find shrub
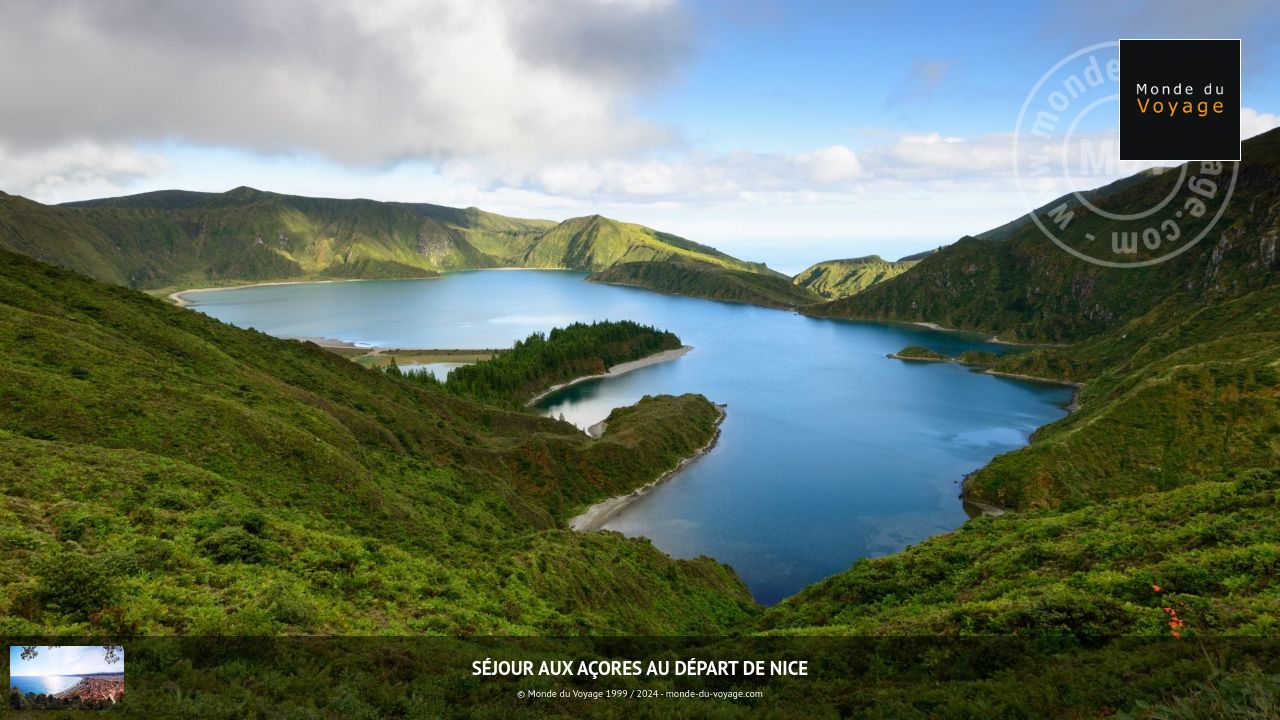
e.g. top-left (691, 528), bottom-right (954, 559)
top-left (35, 552), bottom-right (118, 619)
top-left (200, 526), bottom-right (266, 564)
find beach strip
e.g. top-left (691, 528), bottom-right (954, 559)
top-left (569, 404), bottom-right (725, 532)
top-left (526, 345), bottom-right (693, 406)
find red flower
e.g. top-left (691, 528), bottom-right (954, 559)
top-left (1152, 584), bottom-right (1162, 593)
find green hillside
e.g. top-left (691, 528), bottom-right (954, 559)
top-left (0, 188), bottom-right (775, 293)
top-left (762, 467), bottom-right (1280, 637)
top-left (589, 260), bottom-right (819, 308)
top-left (739, 136), bottom-right (1280, 716)
top-left (0, 247), bottom-right (755, 635)
top-left (965, 284), bottom-right (1280, 510)
top-left (1, 136), bottom-right (1277, 720)
top-left (805, 129), bottom-right (1280, 344)
top-left (792, 255), bottom-right (917, 300)
top-left (516, 214), bottom-right (765, 273)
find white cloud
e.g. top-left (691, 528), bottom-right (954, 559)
top-left (444, 144), bottom-right (866, 202)
top-left (792, 146), bottom-right (863, 183)
top-left (0, 0), bottom-right (690, 166)
top-left (0, 141), bottom-right (168, 204)
top-left (1242, 108), bottom-right (1280, 139)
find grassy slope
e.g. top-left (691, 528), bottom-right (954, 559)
top-left (787, 129), bottom-right (1280, 510)
top-left (968, 286), bottom-right (1279, 510)
top-left (763, 130), bottom-right (1280, 674)
top-left (0, 248), bottom-right (755, 635)
top-left (589, 260), bottom-right (819, 308)
top-left (792, 255), bottom-right (917, 300)
top-left (761, 467), bottom-right (1280, 636)
top-left (805, 129), bottom-right (1280, 344)
top-left (519, 214), bottom-right (764, 273)
top-left (0, 188), bottom-right (784, 295)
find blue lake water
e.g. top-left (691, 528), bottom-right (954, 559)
top-left (183, 271), bottom-right (1072, 604)
top-left (10, 676), bottom-right (81, 695)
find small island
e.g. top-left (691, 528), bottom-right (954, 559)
top-left (887, 345), bottom-right (951, 362)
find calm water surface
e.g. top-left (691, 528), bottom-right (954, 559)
top-left (10, 676), bottom-right (82, 695)
top-left (185, 272), bottom-right (1072, 603)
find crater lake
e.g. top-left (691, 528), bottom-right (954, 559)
top-left (181, 271), bottom-right (1073, 604)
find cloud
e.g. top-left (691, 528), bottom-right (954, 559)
top-left (0, 141), bottom-right (168, 204)
top-left (0, 0), bottom-right (692, 166)
top-left (1242, 107), bottom-right (1280, 139)
top-left (445, 144), bottom-right (864, 202)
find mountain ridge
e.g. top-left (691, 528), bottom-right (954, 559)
top-left (792, 255), bottom-right (918, 300)
top-left (0, 187), bottom-right (768, 292)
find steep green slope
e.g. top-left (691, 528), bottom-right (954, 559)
top-left (767, 132), bottom-right (1280, 674)
top-left (589, 260), bottom-right (820, 308)
top-left (792, 255), bottom-right (917, 300)
top-left (806, 128), bottom-right (1280, 343)
top-left (516, 214), bottom-right (767, 273)
top-left (0, 192), bottom-right (196, 287)
top-left (0, 188), bottom-right (782, 295)
top-left (964, 285), bottom-right (1280, 510)
top-left (761, 467), bottom-right (1280, 636)
top-left (0, 248), bottom-right (754, 635)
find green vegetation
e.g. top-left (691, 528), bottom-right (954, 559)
top-left (0, 248), bottom-right (754, 635)
top-left (414, 320), bottom-right (681, 406)
top-left (805, 130), bottom-right (1280, 344)
top-left (1, 129), bottom-right (1277, 719)
top-left (0, 187), bottom-right (779, 295)
top-left (889, 345), bottom-right (950, 362)
top-left (590, 260), bottom-right (819, 308)
top-left (955, 349), bottom-right (999, 368)
top-left (966, 284), bottom-right (1279, 510)
top-left (515, 214), bottom-right (766, 273)
top-left (736, 130), bottom-right (1280, 713)
top-left (347, 348), bottom-right (499, 369)
top-left (792, 255), bottom-right (917, 300)
top-left (762, 467), bottom-right (1280, 636)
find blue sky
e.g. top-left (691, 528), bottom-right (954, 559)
top-left (0, 0), bottom-right (1276, 272)
top-left (9, 646), bottom-right (123, 677)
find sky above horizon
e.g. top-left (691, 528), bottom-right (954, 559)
top-left (9, 646), bottom-right (123, 677)
top-left (1, 0), bottom-right (1278, 273)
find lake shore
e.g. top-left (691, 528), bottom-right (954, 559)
top-left (526, 345), bottom-right (694, 406)
top-left (570, 404), bottom-right (726, 532)
top-left (166, 275), bottom-right (446, 308)
top-left (886, 351), bottom-right (949, 362)
top-left (985, 369), bottom-right (1083, 412)
top-left (908, 320), bottom-right (1066, 347)
top-left (168, 279), bottom-right (368, 308)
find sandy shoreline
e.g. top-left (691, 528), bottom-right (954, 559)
top-left (586, 420), bottom-right (608, 439)
top-left (167, 275), bottom-right (448, 308)
top-left (569, 404), bottom-right (726, 532)
top-left (526, 345), bottom-right (693, 406)
top-left (960, 496), bottom-right (1008, 518)
top-left (168, 278), bottom-right (370, 307)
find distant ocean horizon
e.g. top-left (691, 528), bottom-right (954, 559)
top-left (10, 675), bottom-right (83, 695)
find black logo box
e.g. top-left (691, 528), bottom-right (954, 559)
top-left (1120, 39), bottom-right (1241, 161)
